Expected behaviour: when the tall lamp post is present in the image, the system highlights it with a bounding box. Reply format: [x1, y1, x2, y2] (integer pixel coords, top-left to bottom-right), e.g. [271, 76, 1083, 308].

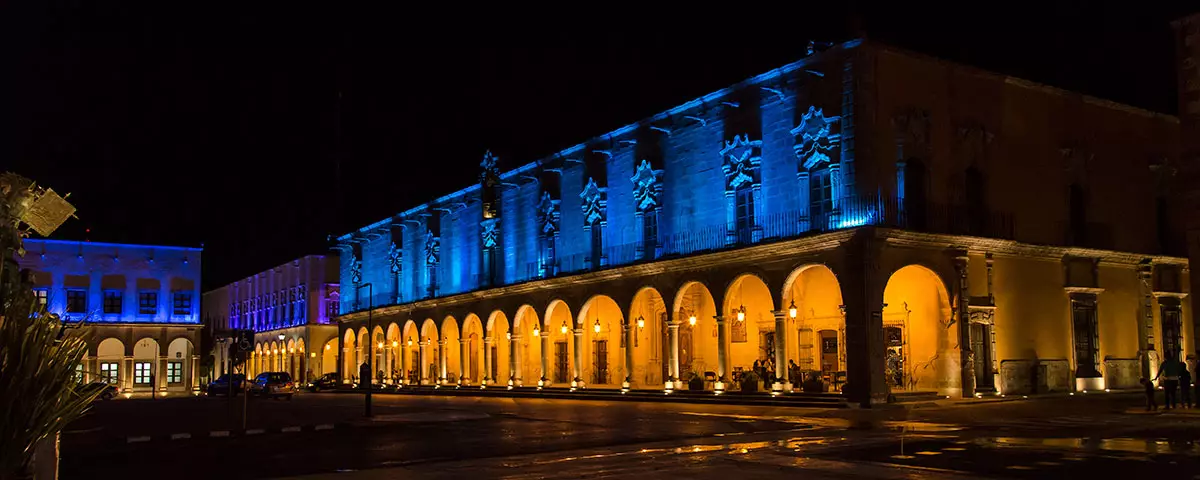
[360, 283, 374, 417]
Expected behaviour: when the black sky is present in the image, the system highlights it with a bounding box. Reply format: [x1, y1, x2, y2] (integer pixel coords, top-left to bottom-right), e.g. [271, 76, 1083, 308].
[1, 4, 1193, 290]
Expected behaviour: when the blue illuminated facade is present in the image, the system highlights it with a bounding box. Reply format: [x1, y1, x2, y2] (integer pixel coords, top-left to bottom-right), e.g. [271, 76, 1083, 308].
[19, 239, 202, 324]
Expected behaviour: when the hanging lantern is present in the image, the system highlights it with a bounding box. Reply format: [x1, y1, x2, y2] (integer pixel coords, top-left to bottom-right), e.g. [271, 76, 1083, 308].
[593, 319, 601, 334]
[324, 344, 331, 351]
[533, 326, 541, 337]
[392, 340, 399, 348]
[377, 342, 384, 349]
[736, 306, 746, 322]
[560, 321, 568, 335]
[788, 300, 798, 319]
[636, 316, 645, 329]
[407, 338, 413, 346]
[688, 314, 697, 326]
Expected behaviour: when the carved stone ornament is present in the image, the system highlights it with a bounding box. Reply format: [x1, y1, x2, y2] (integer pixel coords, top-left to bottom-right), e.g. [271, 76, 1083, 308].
[481, 218, 499, 249]
[893, 108, 931, 154]
[350, 259, 363, 285]
[580, 177, 605, 226]
[424, 229, 440, 266]
[387, 242, 402, 275]
[538, 191, 560, 235]
[630, 159, 661, 212]
[720, 134, 762, 190]
[480, 150, 499, 183]
[791, 106, 842, 170]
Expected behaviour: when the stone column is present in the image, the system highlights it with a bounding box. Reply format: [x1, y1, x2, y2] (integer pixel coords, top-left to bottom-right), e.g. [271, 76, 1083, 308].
[572, 327, 584, 387]
[510, 332, 520, 386]
[483, 337, 494, 385]
[772, 310, 790, 393]
[158, 355, 168, 393]
[418, 341, 427, 385]
[438, 339, 448, 385]
[540, 331, 550, 385]
[842, 232, 888, 406]
[1137, 262, 1155, 379]
[667, 319, 681, 390]
[399, 343, 407, 385]
[623, 322, 635, 389]
[715, 315, 728, 392]
[191, 354, 199, 394]
[459, 338, 469, 385]
[123, 356, 134, 393]
[954, 253, 975, 398]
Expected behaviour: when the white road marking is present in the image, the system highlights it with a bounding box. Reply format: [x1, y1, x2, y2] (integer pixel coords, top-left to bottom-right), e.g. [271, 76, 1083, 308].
[282, 426, 301, 433]
[170, 433, 191, 440]
[127, 436, 151, 443]
[211, 431, 230, 437]
[246, 429, 264, 435]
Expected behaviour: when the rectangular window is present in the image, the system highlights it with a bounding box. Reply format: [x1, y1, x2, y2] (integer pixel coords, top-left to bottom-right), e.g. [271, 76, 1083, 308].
[810, 168, 832, 218]
[100, 362, 119, 384]
[173, 291, 192, 316]
[134, 362, 152, 385]
[326, 300, 338, 320]
[138, 291, 157, 315]
[66, 289, 87, 314]
[167, 361, 182, 384]
[33, 289, 48, 309]
[735, 187, 755, 244]
[642, 211, 658, 260]
[103, 290, 123, 314]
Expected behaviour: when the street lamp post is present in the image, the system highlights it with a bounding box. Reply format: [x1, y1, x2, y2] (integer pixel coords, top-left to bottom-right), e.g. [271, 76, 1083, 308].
[360, 283, 374, 417]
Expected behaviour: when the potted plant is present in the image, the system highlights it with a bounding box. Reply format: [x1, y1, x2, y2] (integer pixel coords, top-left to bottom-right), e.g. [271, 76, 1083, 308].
[686, 371, 704, 391]
[739, 370, 761, 393]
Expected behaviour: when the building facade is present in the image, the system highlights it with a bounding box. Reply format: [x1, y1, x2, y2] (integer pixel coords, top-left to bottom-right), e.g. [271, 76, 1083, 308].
[334, 39, 1194, 405]
[19, 239, 203, 396]
[202, 255, 339, 383]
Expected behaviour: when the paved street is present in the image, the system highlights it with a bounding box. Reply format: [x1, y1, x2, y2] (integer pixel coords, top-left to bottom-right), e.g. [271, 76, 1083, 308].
[60, 391, 1200, 479]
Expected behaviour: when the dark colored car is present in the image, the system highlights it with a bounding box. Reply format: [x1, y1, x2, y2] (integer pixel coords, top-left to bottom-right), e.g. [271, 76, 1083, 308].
[207, 374, 246, 396]
[249, 372, 295, 399]
[306, 373, 340, 392]
[86, 381, 119, 401]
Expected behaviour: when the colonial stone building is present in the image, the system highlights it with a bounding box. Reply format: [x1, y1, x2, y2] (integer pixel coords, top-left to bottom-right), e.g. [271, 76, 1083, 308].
[19, 239, 203, 396]
[202, 255, 340, 383]
[334, 39, 1193, 405]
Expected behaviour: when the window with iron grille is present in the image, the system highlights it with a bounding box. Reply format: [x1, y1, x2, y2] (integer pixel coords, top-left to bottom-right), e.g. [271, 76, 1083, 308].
[66, 289, 87, 313]
[103, 290, 123, 314]
[173, 291, 192, 316]
[138, 291, 157, 315]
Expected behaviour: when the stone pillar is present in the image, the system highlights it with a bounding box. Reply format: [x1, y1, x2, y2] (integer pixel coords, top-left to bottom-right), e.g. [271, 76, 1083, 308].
[540, 331, 551, 385]
[458, 338, 469, 385]
[572, 327, 584, 387]
[715, 315, 728, 392]
[418, 341, 427, 385]
[123, 356, 134, 393]
[1137, 262, 1155, 379]
[483, 337, 494, 385]
[623, 322, 635, 389]
[399, 343, 407, 385]
[158, 355, 168, 393]
[842, 232, 888, 406]
[954, 253, 975, 398]
[437, 339, 448, 385]
[667, 320, 681, 390]
[510, 332, 521, 386]
[772, 311, 790, 392]
[191, 354, 199, 394]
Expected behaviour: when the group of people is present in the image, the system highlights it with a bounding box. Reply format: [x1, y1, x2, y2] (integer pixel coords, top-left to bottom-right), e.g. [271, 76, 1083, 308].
[1142, 356, 1196, 411]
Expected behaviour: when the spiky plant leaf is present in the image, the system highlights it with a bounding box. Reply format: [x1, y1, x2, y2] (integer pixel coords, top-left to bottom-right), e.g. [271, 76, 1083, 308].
[0, 288, 102, 477]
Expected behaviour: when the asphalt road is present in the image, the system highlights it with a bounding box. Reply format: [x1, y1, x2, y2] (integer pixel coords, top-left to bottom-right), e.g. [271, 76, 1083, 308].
[60, 391, 1200, 479]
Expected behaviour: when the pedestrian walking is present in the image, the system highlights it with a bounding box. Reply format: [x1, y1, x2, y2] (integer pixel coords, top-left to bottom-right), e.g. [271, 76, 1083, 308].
[1155, 356, 1184, 410]
[1181, 365, 1193, 409]
[1142, 377, 1158, 411]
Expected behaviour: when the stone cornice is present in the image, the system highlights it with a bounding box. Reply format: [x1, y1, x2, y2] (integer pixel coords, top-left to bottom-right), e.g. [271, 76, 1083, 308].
[337, 230, 855, 323]
[880, 229, 1188, 266]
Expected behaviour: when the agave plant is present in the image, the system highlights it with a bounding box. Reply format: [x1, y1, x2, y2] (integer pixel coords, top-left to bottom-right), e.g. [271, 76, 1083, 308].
[0, 285, 102, 479]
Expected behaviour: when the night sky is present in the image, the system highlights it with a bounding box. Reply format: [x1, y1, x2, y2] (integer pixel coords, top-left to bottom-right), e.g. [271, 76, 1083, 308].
[2, 4, 1193, 290]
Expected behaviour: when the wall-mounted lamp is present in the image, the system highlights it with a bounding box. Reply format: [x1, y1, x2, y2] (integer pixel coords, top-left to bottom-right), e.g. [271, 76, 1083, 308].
[636, 316, 645, 329]
[789, 300, 798, 319]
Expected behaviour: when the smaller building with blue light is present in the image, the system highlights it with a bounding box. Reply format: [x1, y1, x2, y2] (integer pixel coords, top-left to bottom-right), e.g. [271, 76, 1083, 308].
[18, 238, 203, 395]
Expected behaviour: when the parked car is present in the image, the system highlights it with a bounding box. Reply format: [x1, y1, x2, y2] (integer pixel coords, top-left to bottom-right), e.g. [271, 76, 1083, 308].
[249, 372, 296, 399]
[207, 374, 247, 396]
[85, 381, 119, 401]
[306, 373, 340, 392]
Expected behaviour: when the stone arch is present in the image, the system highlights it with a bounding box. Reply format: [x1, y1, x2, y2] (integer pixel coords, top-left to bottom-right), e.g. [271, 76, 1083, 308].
[513, 304, 540, 386]
[385, 323, 402, 383]
[401, 319, 419, 384]
[132, 337, 160, 392]
[544, 299, 574, 385]
[166, 337, 195, 392]
[356, 327, 368, 379]
[342, 329, 357, 383]
[628, 286, 667, 388]
[420, 318, 439, 385]
[97, 338, 125, 386]
[254, 343, 264, 377]
[723, 273, 776, 391]
[670, 281, 719, 388]
[781, 263, 846, 391]
[441, 316, 461, 385]
[578, 294, 623, 387]
[883, 264, 955, 396]
[486, 310, 511, 385]
[321, 338, 338, 379]
[462, 313, 485, 384]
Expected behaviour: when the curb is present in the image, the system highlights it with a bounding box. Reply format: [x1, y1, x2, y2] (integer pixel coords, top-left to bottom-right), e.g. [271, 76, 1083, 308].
[122, 423, 345, 444]
[321, 386, 849, 408]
